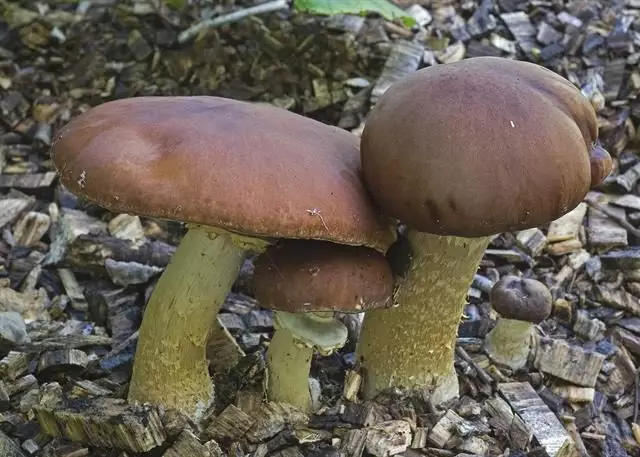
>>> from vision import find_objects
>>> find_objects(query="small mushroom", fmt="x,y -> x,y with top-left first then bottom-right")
484,275 -> 552,370
253,240 -> 394,412
50,96 -> 396,419
356,56 -> 612,403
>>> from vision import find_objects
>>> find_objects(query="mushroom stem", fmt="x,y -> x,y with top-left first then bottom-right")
266,323 -> 315,412
484,318 -> 534,370
357,231 -> 490,404
266,311 -> 348,412
127,226 -> 255,420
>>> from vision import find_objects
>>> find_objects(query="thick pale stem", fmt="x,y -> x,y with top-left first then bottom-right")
357,231 -> 490,404
266,322 -> 314,412
266,311 -> 348,412
127,226 -> 247,420
484,318 -> 533,370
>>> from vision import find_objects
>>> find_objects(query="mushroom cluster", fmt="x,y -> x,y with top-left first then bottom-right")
49,56 -> 614,418
355,56 -> 612,404
50,96 -> 396,419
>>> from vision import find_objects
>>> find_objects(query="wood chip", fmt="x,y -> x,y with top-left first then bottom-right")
0,429 -> 26,457
428,410 -> 467,448
0,197 -> 34,231
547,203 -> 587,243
205,404 -> 254,443
533,338 -> 605,387
365,420 -> 411,457
371,40 -> 424,103
33,397 -> 166,453
13,211 -> 50,247
587,202 -> 628,248
500,12 -> 536,54
37,349 -> 88,377
162,430 -> 209,457
498,382 -> 575,457
0,172 -> 56,189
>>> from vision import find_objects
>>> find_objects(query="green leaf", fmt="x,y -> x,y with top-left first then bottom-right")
163,0 -> 188,10
293,0 -> 416,27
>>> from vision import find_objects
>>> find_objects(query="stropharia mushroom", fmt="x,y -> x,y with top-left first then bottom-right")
50,96 -> 396,420
253,240 -> 394,411
356,56 -> 613,404
484,276 -> 552,370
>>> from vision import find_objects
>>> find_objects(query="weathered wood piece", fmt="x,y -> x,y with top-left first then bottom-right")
0,196 -> 35,231
587,203 -> 628,248
13,211 -> 50,247
33,397 -> 166,452
37,349 -> 88,377
0,429 -> 26,457
547,203 -> 587,243
428,410 -> 467,448
0,172 -> 56,189
498,382 -> 575,457
595,285 -> 640,316
205,404 -> 254,443
341,428 -> 367,457
365,420 -> 411,457
371,40 -> 424,103
246,402 -> 308,443
500,12 -> 536,55
516,228 -> 547,256
162,430 -> 209,457
533,339 -> 605,387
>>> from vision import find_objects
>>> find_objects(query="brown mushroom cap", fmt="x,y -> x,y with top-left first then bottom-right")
253,240 -> 395,313
589,143 -> 613,187
52,96 -> 395,252
360,57 -> 612,237
490,276 -> 552,323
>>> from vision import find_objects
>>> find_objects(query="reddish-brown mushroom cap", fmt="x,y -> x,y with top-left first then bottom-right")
360,57 -> 612,237
253,240 -> 395,313
589,143 -> 613,187
51,96 -> 396,252
490,276 -> 552,323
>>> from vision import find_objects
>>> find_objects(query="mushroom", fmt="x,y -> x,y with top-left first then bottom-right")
253,239 -> 395,412
484,275 -> 552,370
50,96 -> 396,419
355,56 -> 613,403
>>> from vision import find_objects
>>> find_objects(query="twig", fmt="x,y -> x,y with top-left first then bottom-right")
585,197 -> 640,239
177,0 -> 289,43
455,346 -> 493,385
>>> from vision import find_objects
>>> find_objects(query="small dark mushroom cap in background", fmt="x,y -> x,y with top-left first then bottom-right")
253,240 -> 395,313
360,56 -> 612,237
490,276 -> 552,323
51,96 -> 395,252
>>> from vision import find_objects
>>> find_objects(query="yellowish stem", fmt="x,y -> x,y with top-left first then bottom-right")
266,324 -> 314,412
484,318 -> 533,370
357,231 -> 490,404
127,226 -> 247,420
